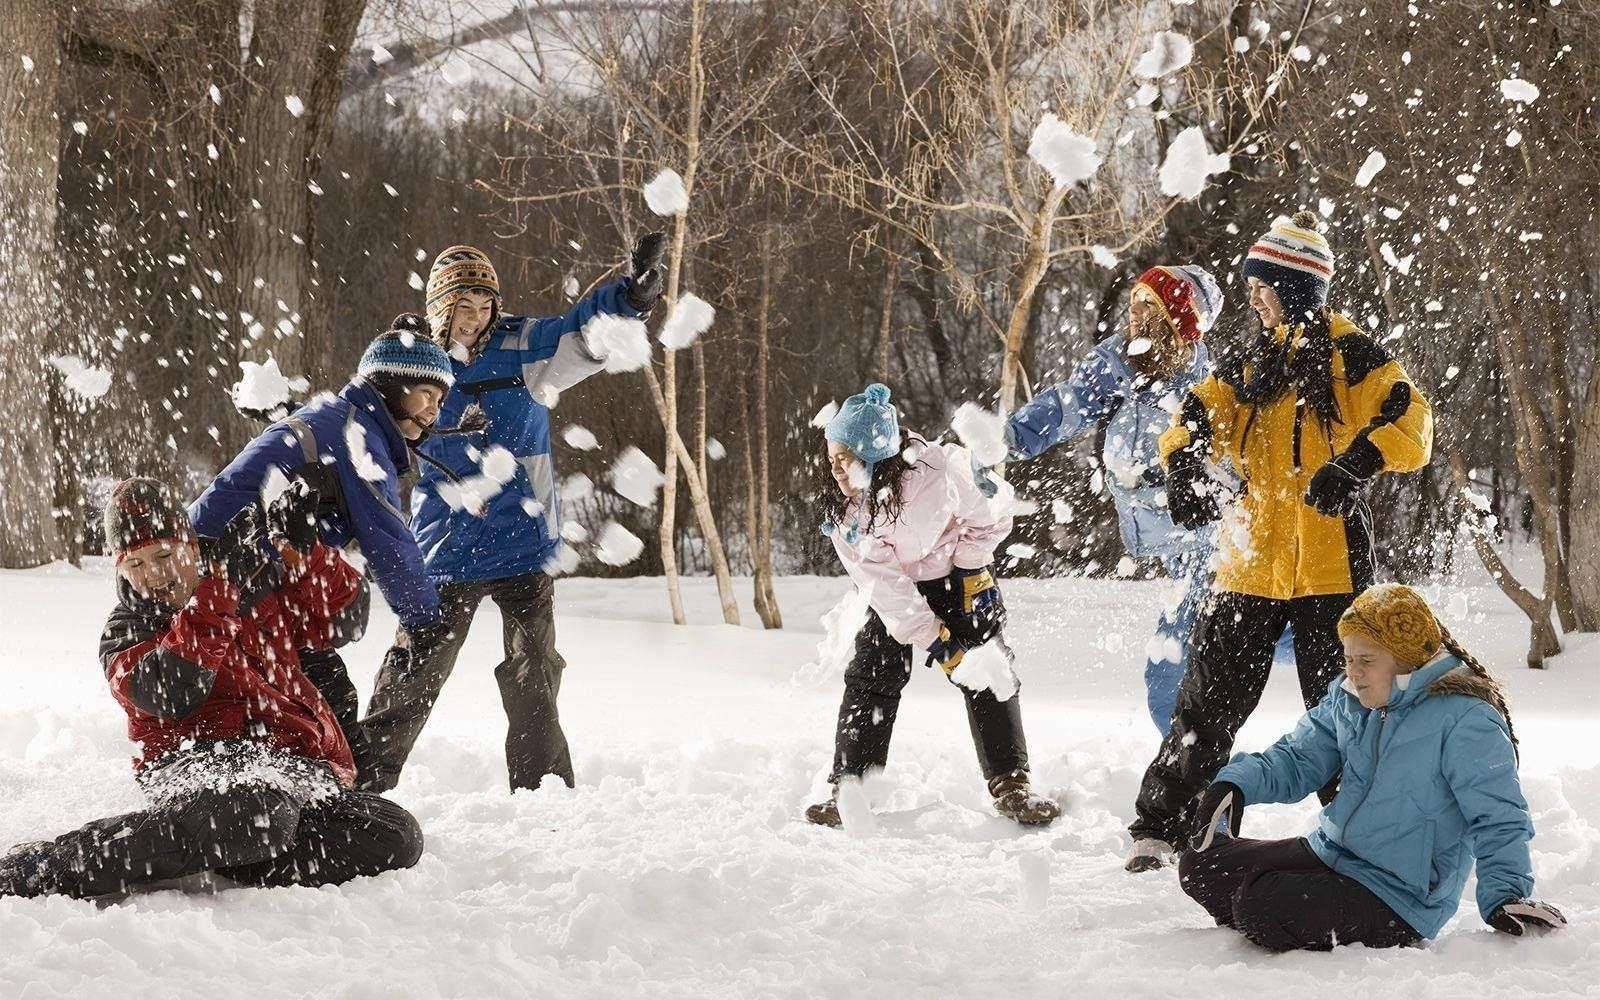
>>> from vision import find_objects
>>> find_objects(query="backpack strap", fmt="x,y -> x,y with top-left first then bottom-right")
284,416 -> 318,464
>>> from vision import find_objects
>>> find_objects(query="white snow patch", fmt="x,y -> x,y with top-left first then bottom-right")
1134,31 -> 1194,79
563,275 -> 580,298
811,401 -> 840,429
370,43 -> 392,65
559,473 -> 595,503
659,293 -> 716,350
643,169 -> 689,216
1158,127 -> 1229,199
707,437 -> 726,461
561,521 -> 590,544
1090,245 -> 1119,268
1026,114 -> 1102,187
583,313 -> 653,373
595,521 -> 645,567
1126,337 -> 1153,357
950,402 -> 1008,467
609,447 -> 665,508
435,445 -> 518,516
49,356 -> 112,399
284,95 -> 304,118
230,357 -> 294,414
1500,78 -> 1540,103
949,642 -> 1018,702
562,425 -> 600,451
1355,150 -> 1386,187
343,423 -> 388,483
1019,849 -> 1053,913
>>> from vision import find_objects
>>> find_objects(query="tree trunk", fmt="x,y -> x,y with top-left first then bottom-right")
737,365 -> 774,628
874,251 -> 899,383
754,230 -> 781,628
0,0 -> 67,566
997,185 -> 1067,414
1567,358 -> 1600,627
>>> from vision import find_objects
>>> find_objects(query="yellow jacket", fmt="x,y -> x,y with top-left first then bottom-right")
1159,314 -> 1433,599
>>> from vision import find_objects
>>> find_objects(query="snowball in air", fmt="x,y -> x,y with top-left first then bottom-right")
1499,78 -> 1540,103
595,521 -> 645,566
643,169 -> 689,216
610,447 -> 665,508
659,292 -> 716,350
1354,150 -> 1386,187
1027,114 -> 1102,187
949,643 -> 1018,701
951,402 -> 1008,467
811,401 -> 840,428
285,95 -> 305,117
49,356 -> 112,399
583,313 -> 653,373
563,425 -> 600,450
1158,127 -> 1229,199
1134,31 -> 1194,79
231,357 -> 293,414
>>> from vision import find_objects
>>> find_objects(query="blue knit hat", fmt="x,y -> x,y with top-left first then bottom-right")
357,316 -> 455,392
822,383 -> 900,543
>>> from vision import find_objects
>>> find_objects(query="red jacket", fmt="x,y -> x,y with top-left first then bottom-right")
100,544 -> 361,786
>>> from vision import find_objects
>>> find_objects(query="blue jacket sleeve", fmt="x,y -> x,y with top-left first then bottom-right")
1216,687 -> 1344,805
519,280 -> 640,357
1005,346 -> 1122,462
1441,702 -> 1535,922
334,436 -> 441,631
188,424 -> 298,538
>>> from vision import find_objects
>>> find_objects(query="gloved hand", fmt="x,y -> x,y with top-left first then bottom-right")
970,453 -> 1002,499
404,619 -> 454,661
1189,780 -> 1244,852
946,566 -> 1004,648
266,479 -> 321,554
214,503 -> 270,593
1487,899 -> 1568,936
1165,452 -> 1221,530
926,633 -> 969,673
1305,437 -> 1382,518
625,231 -> 668,313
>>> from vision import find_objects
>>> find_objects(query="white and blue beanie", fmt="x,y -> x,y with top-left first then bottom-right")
823,383 -> 900,543
358,315 -> 455,392
1240,211 -> 1335,323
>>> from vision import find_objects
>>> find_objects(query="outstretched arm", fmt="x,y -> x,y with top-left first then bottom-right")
1005,347 -> 1122,462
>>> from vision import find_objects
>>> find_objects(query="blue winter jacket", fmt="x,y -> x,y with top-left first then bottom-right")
1218,653 -> 1535,939
189,379 -> 442,630
1005,333 -> 1212,559
410,281 -> 640,584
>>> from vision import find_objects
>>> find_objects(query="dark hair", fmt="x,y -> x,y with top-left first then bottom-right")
1231,305 -> 1342,429
818,428 -> 924,536
1438,627 -> 1520,762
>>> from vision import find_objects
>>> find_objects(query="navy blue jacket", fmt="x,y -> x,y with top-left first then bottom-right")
189,379 -> 442,630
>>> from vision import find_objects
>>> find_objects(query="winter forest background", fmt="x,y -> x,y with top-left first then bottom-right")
2,0 -> 1597,664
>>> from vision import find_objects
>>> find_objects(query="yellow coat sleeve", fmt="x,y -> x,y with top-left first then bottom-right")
1160,375 -> 1237,467
1350,358 -> 1433,473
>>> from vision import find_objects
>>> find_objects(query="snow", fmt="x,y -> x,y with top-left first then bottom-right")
594,522 -> 645,567
706,438 -> 726,461
950,402 -> 1008,467
343,423 -> 389,483
1158,127 -> 1229,199
1500,78 -> 1541,103
48,356 -> 112,399
608,447 -> 665,508
562,425 -> 600,451
1133,31 -> 1194,79
284,95 -> 305,118
0,560 -> 1597,996
1090,245 -> 1119,268
1026,114 -> 1102,188
948,642 -> 1018,702
658,293 -> 715,350
811,401 -> 840,429
582,314 -> 653,374
642,169 -> 689,216
1355,150 -> 1387,187
433,445 -> 518,516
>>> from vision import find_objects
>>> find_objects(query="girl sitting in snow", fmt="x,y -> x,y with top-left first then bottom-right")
1178,583 -> 1566,951
805,383 -> 1059,828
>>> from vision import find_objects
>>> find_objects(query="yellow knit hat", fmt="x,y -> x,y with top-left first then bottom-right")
1337,583 -> 1444,669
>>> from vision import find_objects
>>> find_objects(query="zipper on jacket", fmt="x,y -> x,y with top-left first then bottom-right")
1338,706 -> 1389,843
1292,400 -> 1304,472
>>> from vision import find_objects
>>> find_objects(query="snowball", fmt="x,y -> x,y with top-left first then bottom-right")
49,356 -> 112,399
561,520 -> 589,543
1354,150 -> 1386,187
543,545 -> 580,576
811,401 -> 840,429
659,292 -> 715,350
951,402 -> 1008,467
706,437 -> 726,461
643,169 -> 689,216
284,95 -> 304,117
1135,83 -> 1160,106
343,423 -> 388,483
1027,113 -> 1102,187
559,473 -> 594,502
1090,245 -> 1118,268
480,445 -> 517,484
231,357 -> 293,414
408,271 -> 424,291
1126,337 -> 1153,357
583,313 -> 653,373
609,447 -> 665,508
1500,78 -> 1540,103
371,44 -> 392,65
1006,542 -> 1036,560
563,275 -> 580,298
562,425 -> 600,451
1288,44 -> 1311,62
595,521 -> 645,566
1158,127 -> 1229,199
438,53 -> 472,86
1506,129 -> 1522,147
1379,242 -> 1414,276
949,642 -> 1018,702
259,465 -> 291,508
1116,555 -> 1137,577
1134,31 -> 1194,79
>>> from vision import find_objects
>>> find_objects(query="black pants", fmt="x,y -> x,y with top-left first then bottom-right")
362,573 -> 571,793
30,754 -> 422,899
1179,836 -> 1421,951
299,648 -> 377,781
1131,591 -> 1351,844
831,574 -> 1028,782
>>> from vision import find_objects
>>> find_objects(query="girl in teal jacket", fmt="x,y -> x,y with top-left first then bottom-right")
1178,583 -> 1566,950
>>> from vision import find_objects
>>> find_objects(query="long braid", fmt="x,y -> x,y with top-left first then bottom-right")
1439,625 -> 1520,762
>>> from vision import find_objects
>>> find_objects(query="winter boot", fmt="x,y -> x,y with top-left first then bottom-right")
988,771 -> 1061,826
0,841 -> 55,898
1124,838 -> 1176,873
804,790 -> 842,828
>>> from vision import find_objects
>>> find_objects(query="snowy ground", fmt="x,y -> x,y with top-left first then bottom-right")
1,560 -> 1596,999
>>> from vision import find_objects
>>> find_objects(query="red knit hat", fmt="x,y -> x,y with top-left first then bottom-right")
103,477 -> 194,563
1132,265 -> 1223,344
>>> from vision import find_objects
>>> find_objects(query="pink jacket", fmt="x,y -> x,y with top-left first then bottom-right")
830,436 -> 1014,649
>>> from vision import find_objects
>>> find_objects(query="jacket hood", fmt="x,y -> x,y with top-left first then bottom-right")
339,377 -> 412,475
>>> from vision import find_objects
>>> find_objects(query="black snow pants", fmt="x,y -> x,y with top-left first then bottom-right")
831,571 -> 1028,783
1130,591 -> 1351,845
299,648 -> 377,781
361,572 -> 571,793
26,748 -> 422,900
1178,836 -> 1422,951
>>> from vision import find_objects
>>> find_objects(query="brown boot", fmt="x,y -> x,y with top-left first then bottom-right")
988,771 -> 1061,826
804,790 -> 842,828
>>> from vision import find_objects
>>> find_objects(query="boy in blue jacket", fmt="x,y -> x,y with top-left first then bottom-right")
360,236 -> 666,793
190,324 -> 456,774
1179,584 -> 1566,950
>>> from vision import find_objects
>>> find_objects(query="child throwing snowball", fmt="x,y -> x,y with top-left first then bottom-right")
1179,584 -> 1564,951
805,383 -> 1059,828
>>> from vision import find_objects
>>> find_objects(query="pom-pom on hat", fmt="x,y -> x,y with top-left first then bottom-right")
1241,211 -> 1335,323
426,245 -> 501,338
1337,583 -> 1444,670
1133,265 -> 1223,343
103,477 -> 194,563
357,316 -> 456,394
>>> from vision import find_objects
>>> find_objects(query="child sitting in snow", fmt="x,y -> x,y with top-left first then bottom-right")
804,383 -> 1059,828
1178,583 -> 1565,951
0,478 -> 422,900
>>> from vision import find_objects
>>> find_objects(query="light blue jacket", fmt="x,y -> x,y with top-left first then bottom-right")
1005,333 -> 1211,559
1218,653 -> 1535,939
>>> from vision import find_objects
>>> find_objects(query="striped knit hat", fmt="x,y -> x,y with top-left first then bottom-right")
425,245 -> 501,338
1241,211 -> 1335,322
1133,265 -> 1223,343
357,317 -> 455,392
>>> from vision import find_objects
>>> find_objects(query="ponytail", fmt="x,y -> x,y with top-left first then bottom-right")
1438,626 -> 1520,763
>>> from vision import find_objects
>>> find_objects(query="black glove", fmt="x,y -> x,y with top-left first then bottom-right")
1165,451 -> 1221,530
214,503 -> 270,593
404,619 -> 454,660
625,231 -> 668,313
1189,781 -> 1244,852
946,566 -> 1004,648
1487,899 -> 1568,936
1305,436 -> 1382,518
266,479 -> 321,554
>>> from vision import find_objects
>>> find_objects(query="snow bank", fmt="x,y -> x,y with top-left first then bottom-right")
658,293 -> 715,350
1027,114 -> 1102,188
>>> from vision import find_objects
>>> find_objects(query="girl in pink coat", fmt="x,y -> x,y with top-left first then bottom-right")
805,384 -> 1060,828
